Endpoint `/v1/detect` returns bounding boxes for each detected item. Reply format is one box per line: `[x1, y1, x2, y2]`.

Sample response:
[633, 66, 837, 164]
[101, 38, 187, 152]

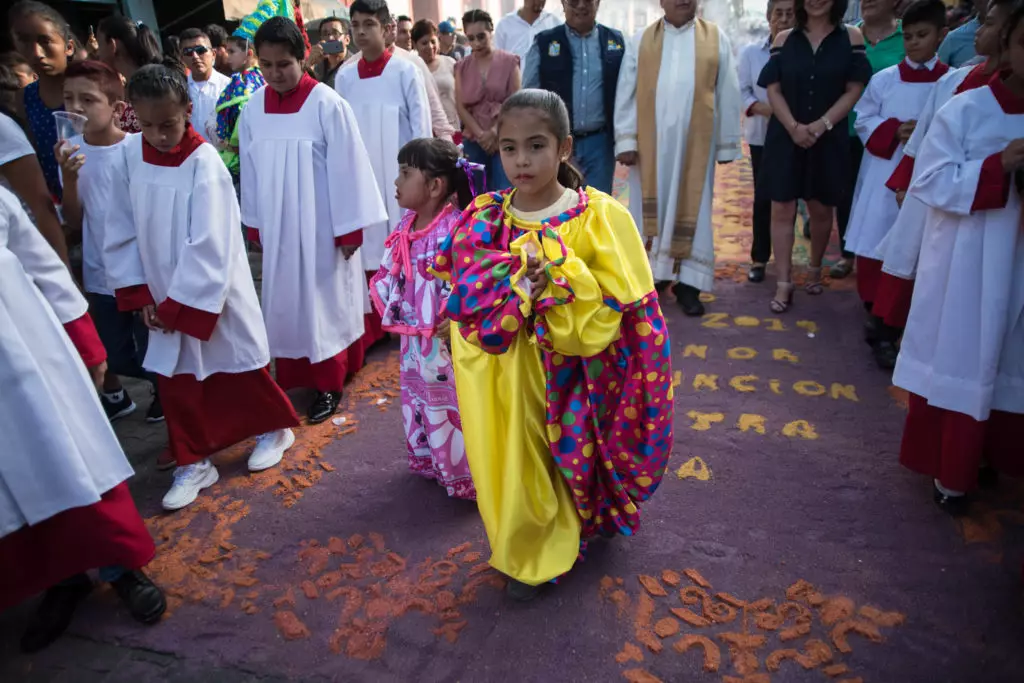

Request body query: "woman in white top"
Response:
[412, 19, 460, 135]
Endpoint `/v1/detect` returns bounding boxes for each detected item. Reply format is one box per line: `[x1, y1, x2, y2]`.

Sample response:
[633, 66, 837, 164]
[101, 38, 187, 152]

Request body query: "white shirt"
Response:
[494, 10, 561, 63]
[737, 38, 771, 146]
[188, 70, 231, 143]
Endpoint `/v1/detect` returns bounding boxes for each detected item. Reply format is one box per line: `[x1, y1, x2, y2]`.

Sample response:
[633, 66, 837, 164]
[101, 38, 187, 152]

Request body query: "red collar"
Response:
[988, 72, 1024, 115]
[358, 48, 393, 79]
[898, 59, 949, 83]
[264, 73, 318, 114]
[956, 61, 993, 94]
[141, 124, 205, 167]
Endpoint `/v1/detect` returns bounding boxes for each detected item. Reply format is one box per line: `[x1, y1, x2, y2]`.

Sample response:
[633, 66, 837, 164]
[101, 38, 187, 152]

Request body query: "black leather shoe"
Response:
[111, 570, 166, 624]
[308, 391, 341, 424]
[21, 574, 93, 653]
[863, 315, 881, 345]
[872, 340, 899, 370]
[654, 280, 672, 294]
[747, 265, 766, 283]
[978, 465, 1000, 490]
[672, 283, 705, 317]
[506, 579, 542, 602]
[933, 483, 970, 517]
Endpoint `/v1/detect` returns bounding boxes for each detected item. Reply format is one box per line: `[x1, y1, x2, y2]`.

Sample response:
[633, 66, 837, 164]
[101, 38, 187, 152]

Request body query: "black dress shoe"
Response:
[671, 283, 705, 317]
[21, 574, 93, 653]
[654, 280, 672, 294]
[978, 465, 1000, 490]
[506, 579, 542, 602]
[111, 570, 166, 624]
[872, 340, 899, 370]
[747, 265, 766, 283]
[933, 484, 970, 517]
[308, 391, 341, 424]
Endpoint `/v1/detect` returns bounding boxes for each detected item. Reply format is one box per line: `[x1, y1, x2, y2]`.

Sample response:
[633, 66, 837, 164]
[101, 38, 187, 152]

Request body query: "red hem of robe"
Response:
[142, 124, 205, 167]
[855, 256, 883, 304]
[872, 272, 914, 328]
[0, 482, 155, 612]
[156, 298, 219, 342]
[64, 313, 107, 367]
[275, 350, 357, 393]
[972, 153, 1010, 212]
[988, 71, 1024, 114]
[246, 227, 261, 245]
[265, 73, 318, 114]
[358, 49, 394, 79]
[115, 285, 155, 312]
[885, 154, 915, 193]
[336, 229, 363, 248]
[897, 60, 949, 83]
[899, 393, 1024, 492]
[159, 368, 299, 466]
[956, 61, 991, 94]
[865, 118, 902, 160]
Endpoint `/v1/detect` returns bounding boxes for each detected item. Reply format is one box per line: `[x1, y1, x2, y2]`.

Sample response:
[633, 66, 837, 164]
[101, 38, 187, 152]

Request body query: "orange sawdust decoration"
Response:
[615, 642, 645, 664]
[622, 669, 664, 683]
[273, 610, 311, 640]
[268, 534, 503, 660]
[600, 571, 906, 683]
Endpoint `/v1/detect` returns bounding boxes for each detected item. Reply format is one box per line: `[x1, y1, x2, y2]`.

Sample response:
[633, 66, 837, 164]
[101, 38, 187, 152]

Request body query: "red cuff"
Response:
[865, 118, 902, 160]
[156, 298, 220, 341]
[246, 227, 261, 245]
[64, 313, 107, 367]
[885, 154, 916, 193]
[972, 152, 1011, 212]
[745, 102, 757, 117]
[336, 229, 363, 248]
[114, 284, 155, 312]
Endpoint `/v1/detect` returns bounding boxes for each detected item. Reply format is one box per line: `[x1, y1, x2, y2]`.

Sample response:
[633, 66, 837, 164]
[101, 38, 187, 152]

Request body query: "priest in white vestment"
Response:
[0, 186, 166, 651]
[614, 1, 742, 317]
[240, 16, 388, 425]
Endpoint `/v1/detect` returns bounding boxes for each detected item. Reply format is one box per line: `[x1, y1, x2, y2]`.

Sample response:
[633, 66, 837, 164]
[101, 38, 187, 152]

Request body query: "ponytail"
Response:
[97, 16, 163, 69]
[557, 159, 584, 191]
[449, 162, 475, 209]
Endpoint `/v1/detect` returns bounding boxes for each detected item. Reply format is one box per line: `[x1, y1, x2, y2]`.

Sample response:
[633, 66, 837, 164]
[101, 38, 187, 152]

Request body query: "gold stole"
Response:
[637, 18, 719, 263]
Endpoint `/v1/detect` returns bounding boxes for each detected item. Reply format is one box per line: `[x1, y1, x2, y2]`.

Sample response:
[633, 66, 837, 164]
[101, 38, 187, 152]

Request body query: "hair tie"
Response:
[456, 157, 485, 199]
[136, 21, 144, 28]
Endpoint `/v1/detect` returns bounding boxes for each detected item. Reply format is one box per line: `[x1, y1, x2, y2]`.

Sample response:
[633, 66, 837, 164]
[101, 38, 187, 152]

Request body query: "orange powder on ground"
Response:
[615, 642, 644, 664]
[621, 669, 664, 683]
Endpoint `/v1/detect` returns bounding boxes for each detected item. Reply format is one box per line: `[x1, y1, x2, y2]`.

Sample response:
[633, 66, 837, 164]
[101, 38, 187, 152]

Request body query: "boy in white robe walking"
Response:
[844, 0, 949, 369]
[105, 62, 300, 512]
[239, 16, 387, 425]
[893, 4, 1024, 515]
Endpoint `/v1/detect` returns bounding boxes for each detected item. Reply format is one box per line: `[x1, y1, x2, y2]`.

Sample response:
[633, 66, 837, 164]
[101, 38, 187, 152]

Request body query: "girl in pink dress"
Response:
[370, 138, 478, 500]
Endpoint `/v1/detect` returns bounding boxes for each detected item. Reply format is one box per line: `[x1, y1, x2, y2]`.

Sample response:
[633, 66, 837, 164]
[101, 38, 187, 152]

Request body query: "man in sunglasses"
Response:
[180, 27, 231, 143]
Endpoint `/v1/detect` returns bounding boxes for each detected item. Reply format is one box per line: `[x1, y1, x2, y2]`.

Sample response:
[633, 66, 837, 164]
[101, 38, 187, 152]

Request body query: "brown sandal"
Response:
[769, 282, 794, 313]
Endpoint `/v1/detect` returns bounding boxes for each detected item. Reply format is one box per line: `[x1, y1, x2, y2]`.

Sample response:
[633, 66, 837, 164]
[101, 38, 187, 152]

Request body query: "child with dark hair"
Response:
[893, 0, 1024, 514]
[105, 63, 299, 511]
[95, 15, 163, 134]
[876, 0, 1016, 332]
[843, 0, 949, 369]
[239, 16, 387, 424]
[204, 23, 231, 74]
[432, 90, 673, 600]
[9, 1, 76, 202]
[57, 60, 162, 423]
[1, 51, 36, 88]
[370, 138, 477, 500]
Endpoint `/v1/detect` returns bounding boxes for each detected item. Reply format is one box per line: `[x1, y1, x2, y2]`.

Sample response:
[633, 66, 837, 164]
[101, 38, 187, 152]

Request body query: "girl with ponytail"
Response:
[432, 88, 673, 601]
[369, 137, 479, 501]
[96, 16, 163, 132]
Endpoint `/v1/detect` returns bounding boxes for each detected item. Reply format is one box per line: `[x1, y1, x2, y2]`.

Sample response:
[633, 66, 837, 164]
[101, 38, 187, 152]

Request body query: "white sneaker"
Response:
[162, 459, 219, 511]
[247, 428, 295, 472]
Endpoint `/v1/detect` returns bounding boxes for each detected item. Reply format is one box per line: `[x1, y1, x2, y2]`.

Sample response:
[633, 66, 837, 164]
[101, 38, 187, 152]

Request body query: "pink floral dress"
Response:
[370, 205, 475, 500]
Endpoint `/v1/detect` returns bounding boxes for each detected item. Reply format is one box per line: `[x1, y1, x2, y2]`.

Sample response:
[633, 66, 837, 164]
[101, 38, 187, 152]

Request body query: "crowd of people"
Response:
[0, 0, 1021, 659]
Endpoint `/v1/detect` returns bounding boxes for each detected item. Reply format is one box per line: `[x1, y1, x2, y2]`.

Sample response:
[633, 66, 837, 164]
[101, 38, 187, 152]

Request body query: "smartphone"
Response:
[321, 40, 345, 55]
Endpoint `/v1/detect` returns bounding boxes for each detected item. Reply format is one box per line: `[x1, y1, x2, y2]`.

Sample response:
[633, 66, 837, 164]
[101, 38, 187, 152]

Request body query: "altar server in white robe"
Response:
[105, 63, 300, 512]
[240, 17, 388, 425]
[0, 186, 166, 653]
[892, 39, 1024, 514]
[614, 0, 742, 318]
[875, 0, 1014, 332]
[844, 0, 949, 369]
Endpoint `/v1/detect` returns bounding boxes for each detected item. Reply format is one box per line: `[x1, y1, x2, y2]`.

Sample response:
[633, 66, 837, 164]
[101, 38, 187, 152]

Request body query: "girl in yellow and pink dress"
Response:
[433, 90, 673, 601]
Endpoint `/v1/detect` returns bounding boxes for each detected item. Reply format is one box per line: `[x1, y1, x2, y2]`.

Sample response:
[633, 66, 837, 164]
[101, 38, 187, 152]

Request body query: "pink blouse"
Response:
[455, 50, 519, 136]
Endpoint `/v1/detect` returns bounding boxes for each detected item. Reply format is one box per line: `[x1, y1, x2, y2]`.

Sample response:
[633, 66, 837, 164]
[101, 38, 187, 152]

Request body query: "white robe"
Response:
[104, 134, 270, 379]
[239, 84, 387, 364]
[0, 186, 134, 537]
[845, 62, 941, 260]
[335, 57, 432, 270]
[893, 86, 1024, 421]
[877, 66, 973, 277]
[614, 20, 742, 292]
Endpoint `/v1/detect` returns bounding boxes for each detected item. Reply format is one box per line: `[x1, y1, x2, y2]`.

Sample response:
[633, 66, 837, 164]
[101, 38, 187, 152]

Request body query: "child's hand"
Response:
[526, 255, 548, 302]
[340, 245, 358, 260]
[54, 142, 84, 181]
[141, 304, 166, 332]
[895, 190, 906, 208]
[1001, 139, 1024, 172]
[897, 120, 916, 143]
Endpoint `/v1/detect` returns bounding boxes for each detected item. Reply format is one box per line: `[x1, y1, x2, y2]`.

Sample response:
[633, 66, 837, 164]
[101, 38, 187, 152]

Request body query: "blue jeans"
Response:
[463, 140, 510, 192]
[571, 129, 615, 195]
[87, 293, 155, 385]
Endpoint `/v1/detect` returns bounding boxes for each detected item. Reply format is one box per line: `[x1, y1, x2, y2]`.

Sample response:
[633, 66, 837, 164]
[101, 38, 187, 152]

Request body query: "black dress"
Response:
[757, 25, 872, 206]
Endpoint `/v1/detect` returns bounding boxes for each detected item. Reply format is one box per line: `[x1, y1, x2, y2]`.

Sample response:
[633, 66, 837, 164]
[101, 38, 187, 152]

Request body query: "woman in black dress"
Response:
[757, 0, 872, 312]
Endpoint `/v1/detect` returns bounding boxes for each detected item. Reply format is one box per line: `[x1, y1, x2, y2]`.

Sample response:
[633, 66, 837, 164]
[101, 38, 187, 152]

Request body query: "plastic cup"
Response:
[53, 111, 89, 152]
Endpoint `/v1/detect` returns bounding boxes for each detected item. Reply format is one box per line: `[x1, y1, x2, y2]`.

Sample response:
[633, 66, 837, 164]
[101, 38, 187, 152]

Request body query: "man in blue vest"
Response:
[522, 0, 625, 194]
